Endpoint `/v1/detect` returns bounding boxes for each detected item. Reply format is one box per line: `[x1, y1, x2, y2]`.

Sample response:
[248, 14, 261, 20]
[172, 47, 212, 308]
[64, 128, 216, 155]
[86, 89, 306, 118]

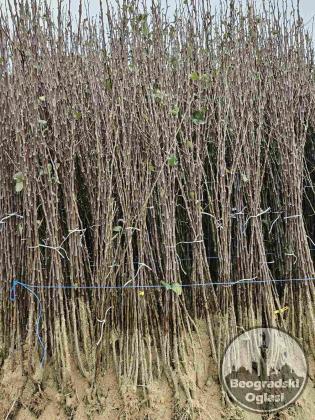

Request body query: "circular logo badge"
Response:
[220, 327, 308, 414]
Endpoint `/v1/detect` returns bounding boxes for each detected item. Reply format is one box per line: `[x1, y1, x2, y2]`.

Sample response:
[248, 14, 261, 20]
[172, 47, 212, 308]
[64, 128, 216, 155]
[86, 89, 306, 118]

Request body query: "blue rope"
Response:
[9, 276, 315, 366]
[9, 276, 315, 293]
[10, 281, 46, 366]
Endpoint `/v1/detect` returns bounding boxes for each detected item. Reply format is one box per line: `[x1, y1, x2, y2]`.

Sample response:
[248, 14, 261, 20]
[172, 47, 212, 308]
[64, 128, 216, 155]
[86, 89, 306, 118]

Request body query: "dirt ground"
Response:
[1, 322, 314, 420]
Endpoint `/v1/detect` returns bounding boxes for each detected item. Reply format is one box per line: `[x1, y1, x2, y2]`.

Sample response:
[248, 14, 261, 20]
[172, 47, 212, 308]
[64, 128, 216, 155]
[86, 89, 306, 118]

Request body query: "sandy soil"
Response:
[1, 323, 314, 420]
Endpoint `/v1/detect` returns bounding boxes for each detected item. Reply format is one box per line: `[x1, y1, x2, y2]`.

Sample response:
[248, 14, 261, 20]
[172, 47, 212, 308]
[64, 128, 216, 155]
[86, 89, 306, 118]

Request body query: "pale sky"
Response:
[47, 0, 315, 23]
[1, 1, 315, 38]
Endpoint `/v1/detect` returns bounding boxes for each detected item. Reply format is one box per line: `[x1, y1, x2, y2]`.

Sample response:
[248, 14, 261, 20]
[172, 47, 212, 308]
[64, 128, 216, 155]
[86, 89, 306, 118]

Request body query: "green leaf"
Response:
[14, 171, 25, 193]
[171, 105, 180, 116]
[161, 281, 173, 291]
[161, 281, 182, 296]
[73, 111, 82, 120]
[39, 164, 53, 178]
[15, 181, 24, 192]
[189, 72, 209, 83]
[167, 155, 178, 167]
[38, 119, 47, 127]
[241, 173, 249, 183]
[13, 172, 25, 182]
[104, 78, 112, 91]
[152, 88, 166, 104]
[47, 163, 52, 176]
[148, 163, 155, 172]
[38, 96, 46, 102]
[192, 110, 206, 125]
[137, 13, 148, 22]
[141, 22, 150, 37]
[189, 71, 200, 81]
[171, 282, 182, 296]
[113, 226, 123, 233]
[185, 140, 193, 150]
